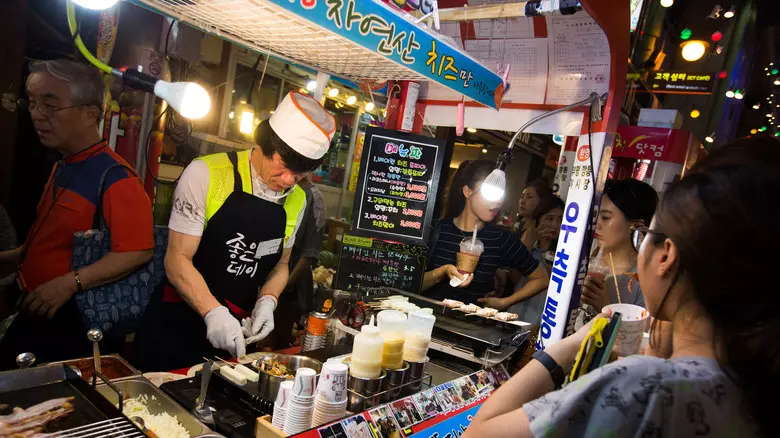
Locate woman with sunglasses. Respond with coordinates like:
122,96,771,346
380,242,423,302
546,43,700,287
581,179,657,312
462,138,776,438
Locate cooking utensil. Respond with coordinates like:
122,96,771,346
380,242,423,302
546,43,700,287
192,360,215,425
15,352,35,369
87,328,103,375
131,415,159,438
251,353,322,401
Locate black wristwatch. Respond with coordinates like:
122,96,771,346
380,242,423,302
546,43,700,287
532,350,565,389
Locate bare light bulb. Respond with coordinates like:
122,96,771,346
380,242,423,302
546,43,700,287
153,81,211,119
480,169,506,202
73,0,119,10
365,102,375,111
346,95,357,105
660,0,674,7
306,80,317,91
328,88,339,97
681,40,707,62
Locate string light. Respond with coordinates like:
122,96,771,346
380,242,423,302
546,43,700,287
689,108,701,118
711,31,723,42
681,40,708,62
467,128,478,133
705,133,715,143
734,90,744,99
724,5,736,18
660,0,674,7
750,129,758,135
718,71,728,79
680,28,692,40
726,90,735,98
753,103,761,109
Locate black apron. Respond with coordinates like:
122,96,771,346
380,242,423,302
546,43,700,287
132,152,287,371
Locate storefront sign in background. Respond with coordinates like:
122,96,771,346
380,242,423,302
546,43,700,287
614,125,691,164
648,71,716,94
266,0,506,108
351,127,445,245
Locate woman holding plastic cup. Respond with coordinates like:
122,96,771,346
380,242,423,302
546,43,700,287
581,179,658,312
462,138,779,437
422,161,549,309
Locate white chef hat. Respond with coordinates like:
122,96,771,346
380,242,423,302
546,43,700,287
269,91,336,160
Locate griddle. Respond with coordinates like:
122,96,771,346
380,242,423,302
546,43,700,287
367,288,530,358
0,365,143,436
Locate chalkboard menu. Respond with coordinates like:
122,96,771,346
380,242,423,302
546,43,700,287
335,235,426,294
351,127,447,245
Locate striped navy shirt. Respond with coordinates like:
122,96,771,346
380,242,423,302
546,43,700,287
426,218,539,303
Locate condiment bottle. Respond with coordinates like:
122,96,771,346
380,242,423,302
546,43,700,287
349,315,383,378
377,310,407,370
404,309,436,362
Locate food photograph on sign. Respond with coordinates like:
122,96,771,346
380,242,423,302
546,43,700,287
411,388,443,421
341,414,373,438
390,397,424,429
367,405,402,438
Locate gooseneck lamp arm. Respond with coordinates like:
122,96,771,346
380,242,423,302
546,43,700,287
479,92,607,202
66,0,211,119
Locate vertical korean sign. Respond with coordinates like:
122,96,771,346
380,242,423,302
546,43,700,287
537,132,610,349
351,127,446,245
264,0,506,108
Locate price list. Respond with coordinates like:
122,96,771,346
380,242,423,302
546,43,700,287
352,127,446,245
334,235,427,294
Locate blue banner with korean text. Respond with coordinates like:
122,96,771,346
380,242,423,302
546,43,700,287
265,0,507,109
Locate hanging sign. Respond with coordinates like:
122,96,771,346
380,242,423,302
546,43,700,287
614,125,691,164
265,0,507,108
351,127,446,245
648,71,716,94
334,234,426,294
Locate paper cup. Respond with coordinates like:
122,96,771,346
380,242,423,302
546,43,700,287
603,303,650,356
275,380,294,409
317,362,349,403
293,367,317,397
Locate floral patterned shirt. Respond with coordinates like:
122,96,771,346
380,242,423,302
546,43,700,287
524,355,761,438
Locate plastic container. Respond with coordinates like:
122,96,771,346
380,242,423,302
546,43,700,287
403,310,436,362
349,316,384,378
377,310,407,369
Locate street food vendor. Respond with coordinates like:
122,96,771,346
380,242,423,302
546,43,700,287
132,91,335,371
422,160,549,309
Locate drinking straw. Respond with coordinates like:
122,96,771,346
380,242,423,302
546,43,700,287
471,225,477,247
608,252,622,304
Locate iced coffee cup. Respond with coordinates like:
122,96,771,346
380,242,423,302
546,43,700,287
457,237,484,274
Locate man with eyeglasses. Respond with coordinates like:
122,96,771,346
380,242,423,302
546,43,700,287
0,59,153,368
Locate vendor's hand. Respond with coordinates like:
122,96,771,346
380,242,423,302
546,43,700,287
242,295,277,344
442,265,473,288
477,295,510,310
22,272,78,320
581,274,610,311
204,306,246,358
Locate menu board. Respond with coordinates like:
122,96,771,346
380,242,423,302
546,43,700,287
351,127,447,245
334,235,426,294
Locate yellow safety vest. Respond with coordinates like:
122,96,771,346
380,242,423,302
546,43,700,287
197,149,306,246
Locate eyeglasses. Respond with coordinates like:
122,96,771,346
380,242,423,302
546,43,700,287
630,226,669,252
17,99,85,117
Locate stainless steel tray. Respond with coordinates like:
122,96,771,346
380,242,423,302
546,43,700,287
45,354,142,382
96,377,212,437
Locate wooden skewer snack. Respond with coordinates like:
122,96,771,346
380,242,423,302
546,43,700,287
608,252,622,305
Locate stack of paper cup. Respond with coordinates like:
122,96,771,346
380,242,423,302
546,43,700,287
311,362,349,427
284,367,317,434
272,380,293,430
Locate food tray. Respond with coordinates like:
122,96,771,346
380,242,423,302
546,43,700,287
95,377,212,437
45,354,141,382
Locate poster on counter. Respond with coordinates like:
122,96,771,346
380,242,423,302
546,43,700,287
367,405,403,438
351,127,447,245
410,389,443,421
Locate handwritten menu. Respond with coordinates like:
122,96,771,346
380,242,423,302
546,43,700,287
351,127,446,245
335,235,426,294
545,14,611,105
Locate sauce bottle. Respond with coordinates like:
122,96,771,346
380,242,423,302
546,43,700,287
349,315,383,378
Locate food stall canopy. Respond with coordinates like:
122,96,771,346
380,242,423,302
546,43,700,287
128,0,506,108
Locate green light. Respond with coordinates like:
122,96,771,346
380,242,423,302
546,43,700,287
761,126,768,131
680,28,692,40
772,68,779,75
775,132,780,137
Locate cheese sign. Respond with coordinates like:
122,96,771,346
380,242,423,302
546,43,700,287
265,0,507,108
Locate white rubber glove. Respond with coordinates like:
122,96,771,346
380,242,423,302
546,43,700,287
241,295,277,345
204,305,246,358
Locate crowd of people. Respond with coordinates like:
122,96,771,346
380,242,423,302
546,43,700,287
1,57,778,436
